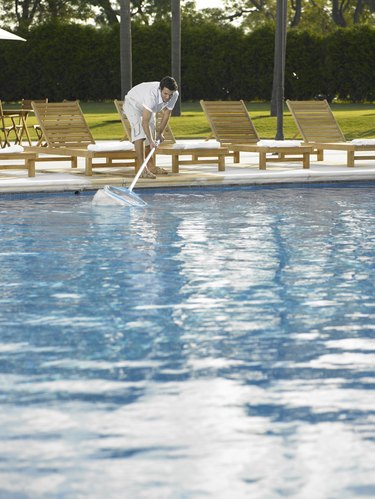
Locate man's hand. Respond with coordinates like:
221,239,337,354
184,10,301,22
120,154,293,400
141,108,156,148
156,133,165,144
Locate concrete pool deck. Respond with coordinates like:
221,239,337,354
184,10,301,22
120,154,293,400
1,143,374,194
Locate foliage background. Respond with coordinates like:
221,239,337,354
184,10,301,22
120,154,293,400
0,20,374,102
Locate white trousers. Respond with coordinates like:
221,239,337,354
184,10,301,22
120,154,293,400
123,98,155,146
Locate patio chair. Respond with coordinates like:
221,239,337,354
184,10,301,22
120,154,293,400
21,98,48,146
114,99,228,173
0,100,21,147
200,100,313,170
286,100,375,167
29,100,137,176
0,145,36,177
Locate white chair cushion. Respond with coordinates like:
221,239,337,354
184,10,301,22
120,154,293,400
351,139,375,146
87,141,134,152
171,141,221,150
257,140,302,147
0,145,24,154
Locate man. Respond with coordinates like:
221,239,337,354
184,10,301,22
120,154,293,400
123,76,179,178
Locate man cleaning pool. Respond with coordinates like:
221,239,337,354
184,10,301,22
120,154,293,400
123,76,179,178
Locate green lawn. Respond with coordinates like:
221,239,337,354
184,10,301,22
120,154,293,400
81,101,375,141
6,100,375,141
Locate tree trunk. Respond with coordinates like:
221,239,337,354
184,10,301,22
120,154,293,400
353,0,364,23
332,0,347,26
16,0,42,29
120,0,132,98
171,0,181,116
271,0,288,142
97,0,119,25
290,0,302,27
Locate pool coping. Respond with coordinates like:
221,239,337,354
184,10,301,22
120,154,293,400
1,144,374,194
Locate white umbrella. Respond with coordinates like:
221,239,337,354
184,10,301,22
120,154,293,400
0,27,26,41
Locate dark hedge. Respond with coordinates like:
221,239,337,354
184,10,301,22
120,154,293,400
0,21,374,102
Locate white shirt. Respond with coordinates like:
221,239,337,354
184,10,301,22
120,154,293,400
125,82,179,113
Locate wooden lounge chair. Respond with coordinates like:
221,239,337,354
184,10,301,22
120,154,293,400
0,145,36,177
114,99,228,173
286,99,375,167
29,101,137,176
200,100,313,170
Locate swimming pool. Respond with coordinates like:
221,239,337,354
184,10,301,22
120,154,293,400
0,183,374,498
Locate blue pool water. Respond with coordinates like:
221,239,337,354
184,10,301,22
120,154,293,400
0,183,374,498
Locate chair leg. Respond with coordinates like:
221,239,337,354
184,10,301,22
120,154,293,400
35,126,46,147
218,154,225,171
27,158,36,177
4,131,13,147
10,120,22,145
347,151,355,167
172,155,179,173
259,152,266,170
19,117,32,146
303,152,310,169
85,158,92,175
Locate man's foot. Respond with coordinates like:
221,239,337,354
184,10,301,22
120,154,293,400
140,167,156,179
149,166,168,175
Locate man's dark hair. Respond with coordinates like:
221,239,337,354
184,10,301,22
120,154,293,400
160,76,178,91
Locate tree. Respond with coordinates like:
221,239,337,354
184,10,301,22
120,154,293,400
171,0,181,116
1,0,374,31
331,0,375,26
120,0,132,97
0,0,94,30
271,0,287,139
332,0,350,26
0,0,174,30
219,0,375,31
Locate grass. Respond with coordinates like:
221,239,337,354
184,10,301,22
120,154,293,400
79,101,375,141
5,100,375,141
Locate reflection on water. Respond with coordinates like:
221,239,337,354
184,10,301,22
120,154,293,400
0,184,374,498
